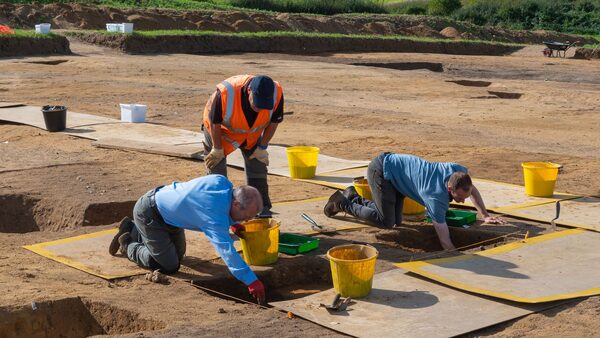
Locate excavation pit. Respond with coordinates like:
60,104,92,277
190,225,515,304
0,297,164,337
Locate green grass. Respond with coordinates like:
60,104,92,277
0,29,59,38
72,29,524,46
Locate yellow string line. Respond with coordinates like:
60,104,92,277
175,276,271,310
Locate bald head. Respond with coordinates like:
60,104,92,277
230,185,263,221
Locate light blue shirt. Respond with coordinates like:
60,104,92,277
383,154,468,224
155,175,257,286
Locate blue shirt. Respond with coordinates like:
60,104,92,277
155,175,257,286
383,154,468,224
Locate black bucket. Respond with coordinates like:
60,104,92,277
41,105,67,132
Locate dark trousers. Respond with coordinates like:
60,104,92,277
343,152,405,228
127,188,186,274
203,128,272,213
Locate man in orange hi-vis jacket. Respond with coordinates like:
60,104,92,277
202,75,284,216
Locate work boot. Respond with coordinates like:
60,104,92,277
118,232,131,256
108,216,134,256
342,186,359,201
324,191,348,217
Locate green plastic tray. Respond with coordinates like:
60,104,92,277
427,209,477,227
279,233,320,255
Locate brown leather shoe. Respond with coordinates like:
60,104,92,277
108,216,134,256
324,191,348,217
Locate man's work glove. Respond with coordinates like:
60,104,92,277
204,148,224,170
249,147,269,166
248,279,266,305
230,223,245,238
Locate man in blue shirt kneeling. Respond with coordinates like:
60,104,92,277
324,153,505,251
108,174,266,303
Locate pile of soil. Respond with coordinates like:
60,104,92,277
67,31,522,56
574,47,600,59
1,3,596,45
0,35,70,56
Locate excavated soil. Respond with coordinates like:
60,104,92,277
574,47,600,59
0,41,600,337
1,3,597,45
67,31,522,56
0,35,70,57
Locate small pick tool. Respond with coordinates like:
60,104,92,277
551,201,561,232
320,293,352,312
302,213,336,234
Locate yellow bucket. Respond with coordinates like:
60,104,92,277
239,218,280,266
353,178,372,200
286,146,320,179
327,244,378,298
403,198,425,215
521,162,561,197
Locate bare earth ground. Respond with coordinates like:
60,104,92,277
1,40,600,337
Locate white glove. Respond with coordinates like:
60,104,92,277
249,147,269,166
205,148,224,169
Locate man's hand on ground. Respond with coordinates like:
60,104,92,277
230,223,245,238
205,148,224,169
248,279,266,305
484,216,507,224
249,147,269,166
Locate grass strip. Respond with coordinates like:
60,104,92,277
0,29,60,39
74,29,524,47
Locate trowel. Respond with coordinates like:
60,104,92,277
302,213,336,234
320,293,352,312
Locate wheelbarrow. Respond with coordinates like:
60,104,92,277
542,41,578,58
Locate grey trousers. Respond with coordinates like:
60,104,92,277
343,152,405,228
203,128,272,212
127,188,186,274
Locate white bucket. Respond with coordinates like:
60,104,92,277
120,104,147,123
106,23,121,32
120,23,134,34
35,23,51,34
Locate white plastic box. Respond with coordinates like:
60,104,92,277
120,23,134,33
106,23,121,32
120,104,147,123
35,23,51,34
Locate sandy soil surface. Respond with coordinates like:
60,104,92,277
1,40,600,337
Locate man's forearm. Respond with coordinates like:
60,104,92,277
470,186,490,218
210,123,223,149
433,222,455,250
260,123,279,146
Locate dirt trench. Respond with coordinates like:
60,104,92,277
0,297,165,338
0,35,71,57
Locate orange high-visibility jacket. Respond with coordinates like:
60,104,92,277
203,75,283,156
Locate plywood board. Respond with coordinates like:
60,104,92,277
0,102,24,108
23,228,229,280
272,269,547,338
396,229,600,303
227,147,369,178
497,197,600,232
92,138,203,159
296,167,368,189
0,105,117,129
271,196,370,233
455,179,579,211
